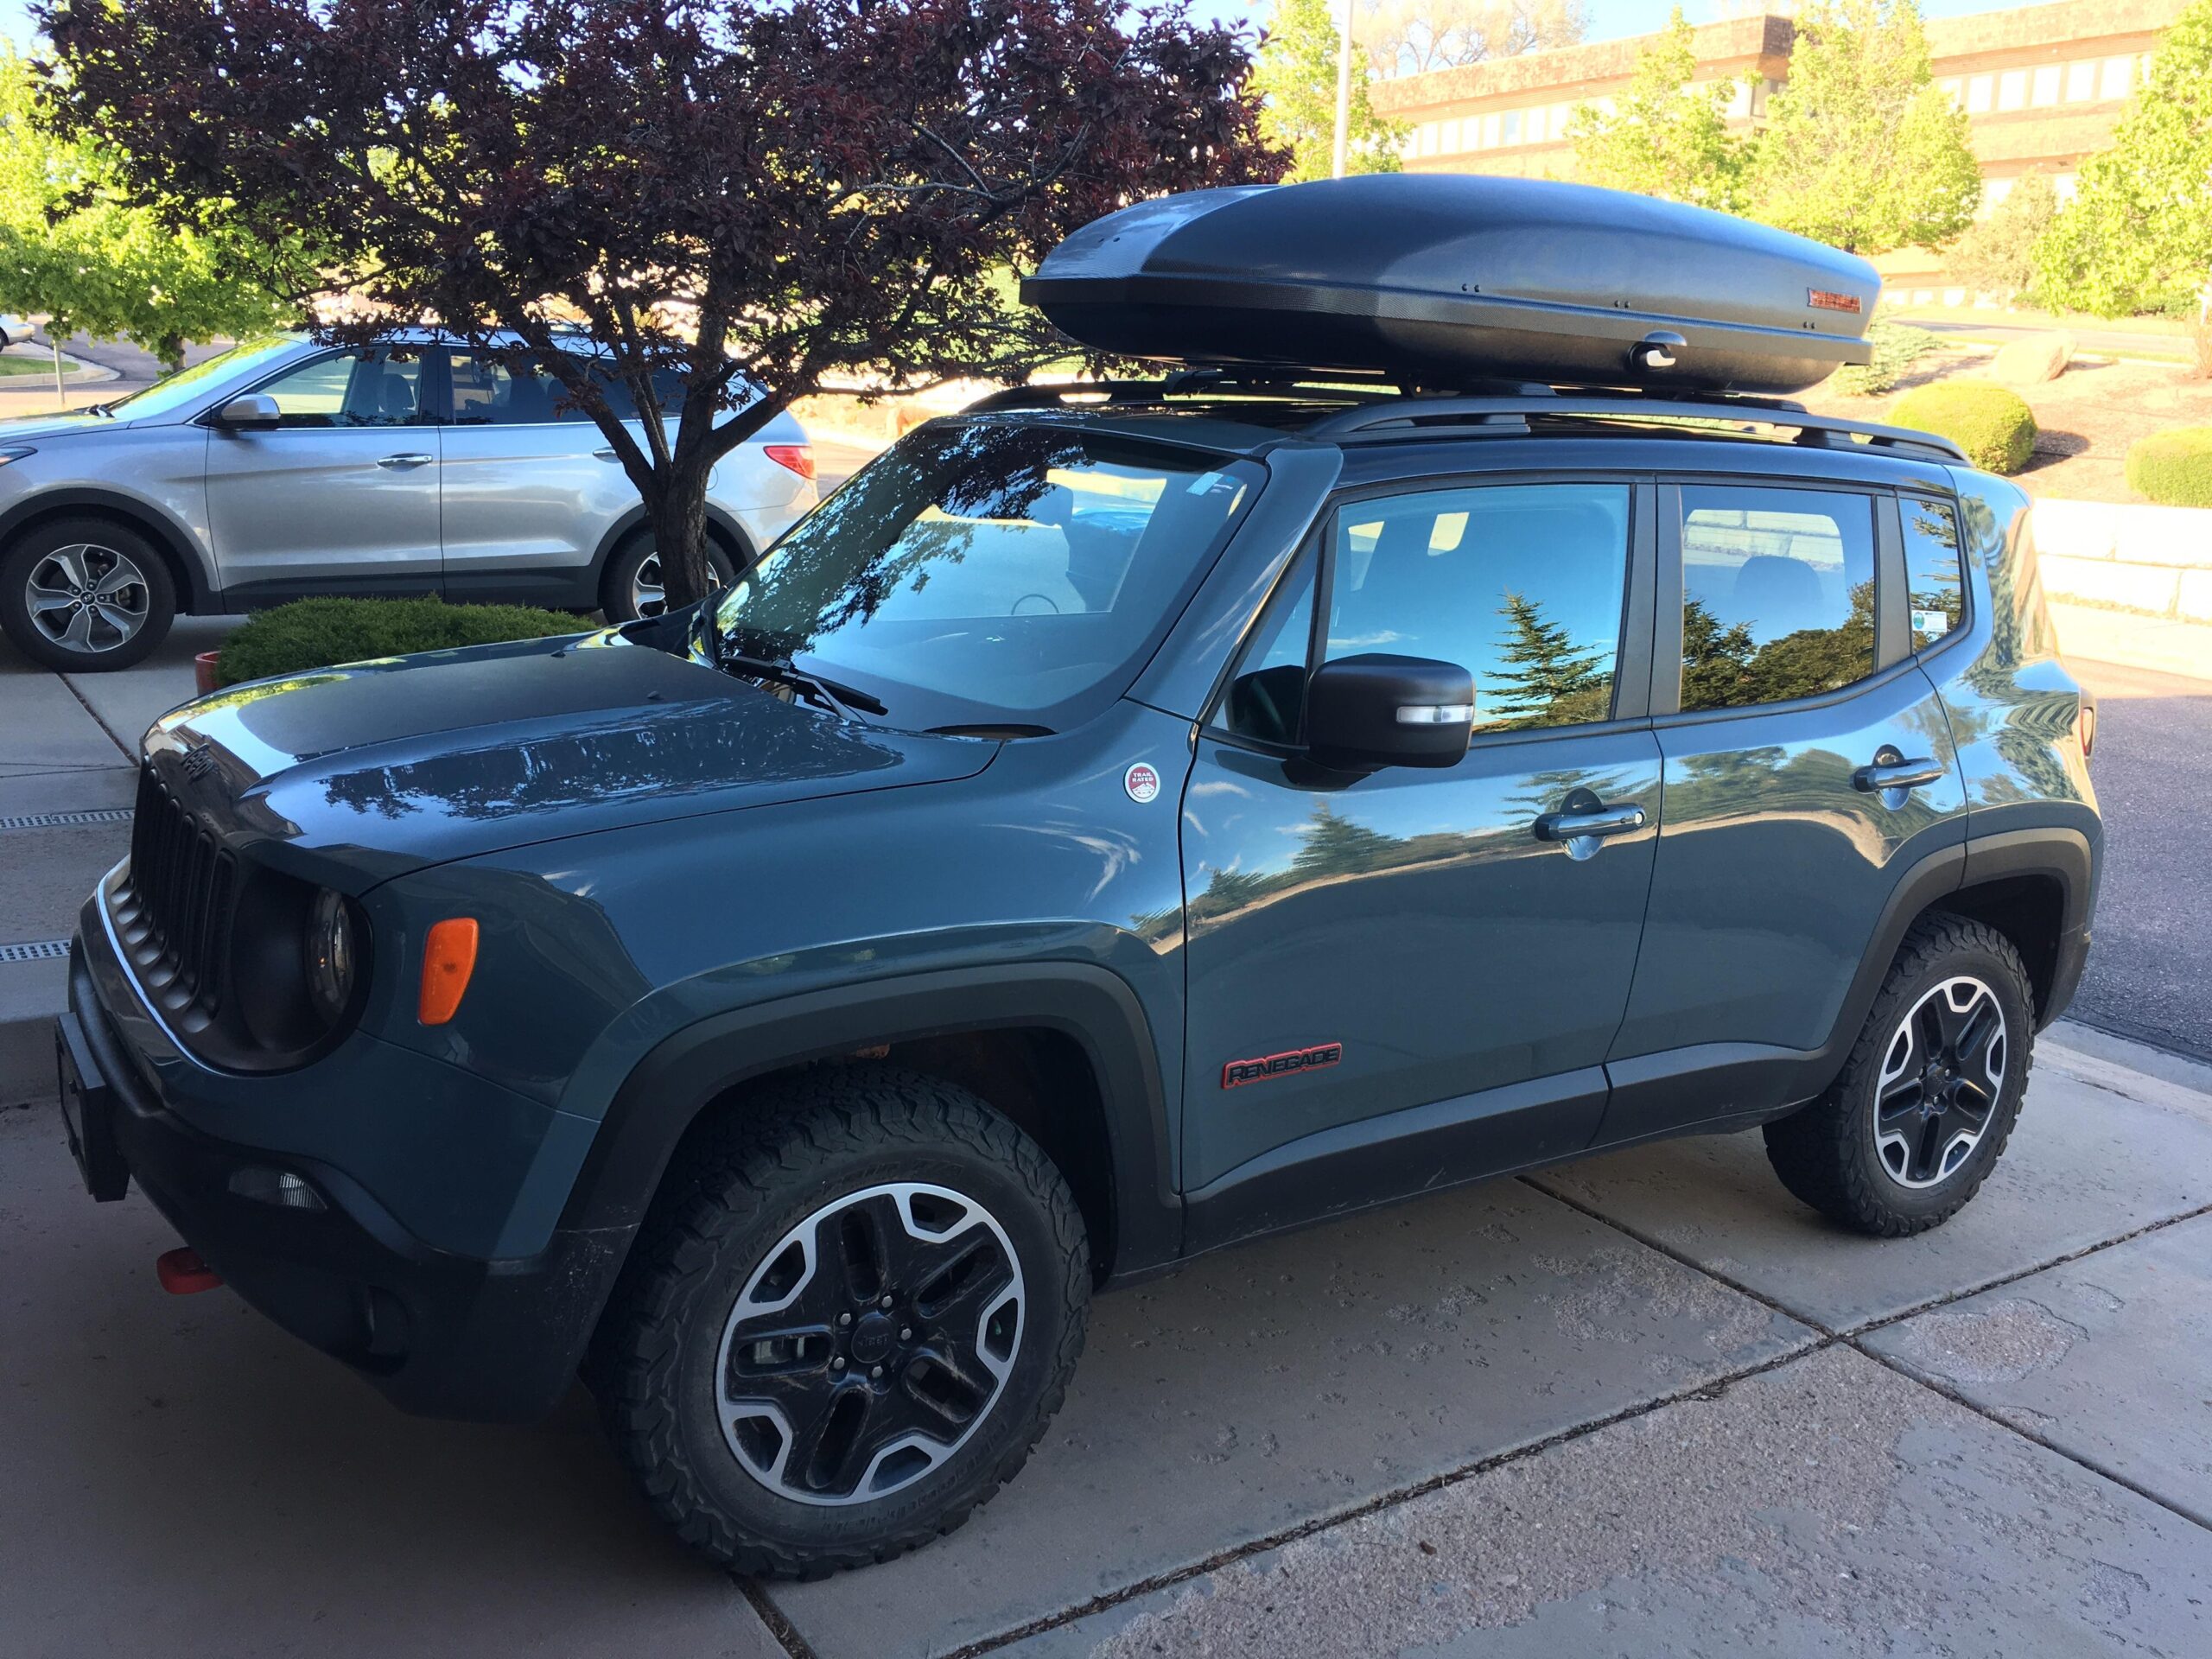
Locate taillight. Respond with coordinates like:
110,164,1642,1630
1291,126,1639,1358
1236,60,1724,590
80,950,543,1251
763,443,815,481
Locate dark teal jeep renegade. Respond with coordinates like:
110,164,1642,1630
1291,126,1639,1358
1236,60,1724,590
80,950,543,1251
54,181,2101,1577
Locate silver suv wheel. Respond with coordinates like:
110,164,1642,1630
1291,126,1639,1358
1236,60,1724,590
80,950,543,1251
26,542,152,654
628,548,669,619
1872,975,2008,1189
715,1180,1025,1507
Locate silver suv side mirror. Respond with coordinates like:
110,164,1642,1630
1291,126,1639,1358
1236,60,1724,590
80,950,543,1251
212,393,282,432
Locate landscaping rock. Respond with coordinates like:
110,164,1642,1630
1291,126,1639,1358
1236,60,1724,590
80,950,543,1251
1989,330,2074,385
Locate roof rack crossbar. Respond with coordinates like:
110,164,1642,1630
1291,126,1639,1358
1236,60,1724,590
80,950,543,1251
1304,396,1967,463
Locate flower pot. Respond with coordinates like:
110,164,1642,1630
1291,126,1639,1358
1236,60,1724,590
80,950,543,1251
194,651,222,696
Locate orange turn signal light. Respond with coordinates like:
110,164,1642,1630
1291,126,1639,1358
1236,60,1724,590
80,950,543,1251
418,918,480,1026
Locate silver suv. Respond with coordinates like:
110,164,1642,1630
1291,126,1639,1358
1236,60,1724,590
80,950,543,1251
0,330,817,670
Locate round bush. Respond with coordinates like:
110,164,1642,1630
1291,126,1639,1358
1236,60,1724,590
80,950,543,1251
2125,427,2212,508
1889,380,2038,475
216,595,589,688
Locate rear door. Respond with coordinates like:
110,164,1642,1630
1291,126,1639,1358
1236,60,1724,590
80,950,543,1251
432,350,658,608
1602,479,1969,1138
202,347,442,602
1179,476,1662,1243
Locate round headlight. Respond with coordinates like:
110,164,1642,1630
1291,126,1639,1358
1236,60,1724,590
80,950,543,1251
303,888,357,1023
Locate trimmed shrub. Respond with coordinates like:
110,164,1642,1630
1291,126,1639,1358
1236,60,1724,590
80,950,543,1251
1889,380,2037,474
2126,427,2212,507
216,595,589,688
1830,321,1936,397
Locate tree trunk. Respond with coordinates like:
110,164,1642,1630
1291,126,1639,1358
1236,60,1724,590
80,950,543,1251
646,460,716,612
50,335,66,408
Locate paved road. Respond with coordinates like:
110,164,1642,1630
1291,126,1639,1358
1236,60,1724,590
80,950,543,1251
2069,660,2212,1062
1904,317,2193,360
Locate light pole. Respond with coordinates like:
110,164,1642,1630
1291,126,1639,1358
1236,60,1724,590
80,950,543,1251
1331,0,1352,179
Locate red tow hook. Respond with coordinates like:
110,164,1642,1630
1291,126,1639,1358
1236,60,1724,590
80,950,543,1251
156,1247,223,1295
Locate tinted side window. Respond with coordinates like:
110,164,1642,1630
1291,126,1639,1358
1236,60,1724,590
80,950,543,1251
256,351,423,429
1679,486,1875,712
445,353,687,424
1324,483,1630,733
1218,552,1317,746
1902,496,1966,649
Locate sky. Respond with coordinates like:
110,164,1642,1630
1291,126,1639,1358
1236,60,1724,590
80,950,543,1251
0,0,2067,55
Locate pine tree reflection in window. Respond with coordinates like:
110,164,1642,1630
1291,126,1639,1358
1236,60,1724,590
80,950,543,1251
1902,497,1966,650
1678,489,1877,712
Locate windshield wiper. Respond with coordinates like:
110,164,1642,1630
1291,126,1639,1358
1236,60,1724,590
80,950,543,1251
721,651,887,719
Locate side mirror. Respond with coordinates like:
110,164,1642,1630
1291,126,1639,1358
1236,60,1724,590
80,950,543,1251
212,393,282,432
1305,653,1475,770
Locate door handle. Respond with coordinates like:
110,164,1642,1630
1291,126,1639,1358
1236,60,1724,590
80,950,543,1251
377,453,434,469
1853,753,1947,793
593,448,620,461
1534,803,1646,842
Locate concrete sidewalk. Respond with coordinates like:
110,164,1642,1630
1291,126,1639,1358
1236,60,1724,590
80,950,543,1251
0,1023,2205,1656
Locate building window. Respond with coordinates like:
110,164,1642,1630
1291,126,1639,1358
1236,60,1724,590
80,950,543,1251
2031,64,2062,106
1938,77,1964,108
1983,177,2016,213
2100,55,2133,99
1481,112,1501,148
2065,60,2097,102
1997,69,2027,111
1967,74,1993,113
1440,118,1461,153
1417,123,1439,157
2055,173,2079,202
1500,110,1522,146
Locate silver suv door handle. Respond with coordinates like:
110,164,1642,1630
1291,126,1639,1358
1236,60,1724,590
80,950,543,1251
377,453,434,469
1534,803,1646,842
593,448,619,461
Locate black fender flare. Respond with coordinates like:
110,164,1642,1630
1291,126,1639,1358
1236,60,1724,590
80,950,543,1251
557,963,1182,1281
0,486,216,612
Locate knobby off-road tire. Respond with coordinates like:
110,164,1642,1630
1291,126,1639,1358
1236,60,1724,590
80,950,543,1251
590,1065,1090,1578
1764,913,2035,1236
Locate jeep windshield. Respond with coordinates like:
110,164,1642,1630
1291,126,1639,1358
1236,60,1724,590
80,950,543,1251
703,420,1261,733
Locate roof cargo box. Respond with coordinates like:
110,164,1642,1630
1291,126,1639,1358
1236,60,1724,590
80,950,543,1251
1022,175,1881,397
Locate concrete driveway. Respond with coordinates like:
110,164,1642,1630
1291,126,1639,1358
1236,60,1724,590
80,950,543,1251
3,1025,2207,1658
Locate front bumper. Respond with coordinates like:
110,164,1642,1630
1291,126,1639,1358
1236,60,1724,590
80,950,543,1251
60,944,634,1423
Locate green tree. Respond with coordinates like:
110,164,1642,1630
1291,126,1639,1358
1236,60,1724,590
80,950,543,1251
1487,591,1612,728
1745,0,1980,253
1254,0,1405,182
1566,7,1745,212
2035,0,2212,317
0,46,298,370
1947,173,2057,305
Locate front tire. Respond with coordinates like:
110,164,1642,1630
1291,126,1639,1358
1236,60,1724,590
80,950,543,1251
0,516,177,671
591,1066,1090,1577
1764,914,2034,1236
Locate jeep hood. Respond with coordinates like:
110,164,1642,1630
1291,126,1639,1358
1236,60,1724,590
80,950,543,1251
146,631,997,878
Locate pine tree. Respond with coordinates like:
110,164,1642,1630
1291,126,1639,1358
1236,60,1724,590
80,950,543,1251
1745,0,1980,254
2035,0,2212,317
1566,7,1745,213
1487,592,1611,729
1253,0,1406,183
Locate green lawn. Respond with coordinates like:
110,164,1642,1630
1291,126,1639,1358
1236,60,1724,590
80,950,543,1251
0,353,56,377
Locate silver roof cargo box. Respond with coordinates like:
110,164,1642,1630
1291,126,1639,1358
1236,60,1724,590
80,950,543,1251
1022,175,1881,397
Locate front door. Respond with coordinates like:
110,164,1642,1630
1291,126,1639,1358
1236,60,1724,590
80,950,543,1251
1179,478,1662,1243
203,347,442,603
1602,480,1970,1138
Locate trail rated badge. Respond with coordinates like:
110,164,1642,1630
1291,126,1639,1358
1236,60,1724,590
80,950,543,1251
1123,762,1161,804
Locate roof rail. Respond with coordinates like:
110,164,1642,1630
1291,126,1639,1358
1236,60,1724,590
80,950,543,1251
1304,394,1967,463
964,365,1402,416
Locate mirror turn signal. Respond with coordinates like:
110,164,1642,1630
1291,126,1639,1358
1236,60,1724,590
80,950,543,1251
419,918,480,1026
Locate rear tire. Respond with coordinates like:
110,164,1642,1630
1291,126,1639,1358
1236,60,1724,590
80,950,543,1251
589,1065,1090,1577
1764,914,2034,1236
599,531,736,622
1,515,176,671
